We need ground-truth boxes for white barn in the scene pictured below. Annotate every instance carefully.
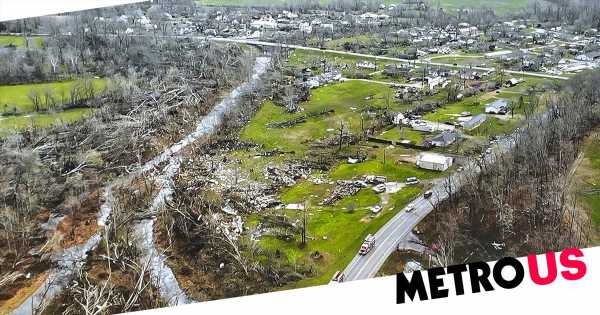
[416,152,454,171]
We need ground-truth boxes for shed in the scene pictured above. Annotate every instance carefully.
[416,152,454,171]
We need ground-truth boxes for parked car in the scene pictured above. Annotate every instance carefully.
[372,184,386,194]
[406,203,416,213]
[424,190,433,199]
[406,177,420,185]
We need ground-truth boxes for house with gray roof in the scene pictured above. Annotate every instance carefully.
[485,99,509,115]
[429,130,457,147]
[463,114,487,130]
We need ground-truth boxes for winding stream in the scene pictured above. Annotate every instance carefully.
[10,56,271,314]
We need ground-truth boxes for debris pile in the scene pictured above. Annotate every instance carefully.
[266,109,334,128]
[264,163,313,187]
[213,212,244,240]
[320,180,365,205]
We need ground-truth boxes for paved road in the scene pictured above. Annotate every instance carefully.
[341,135,516,281]
[3,32,568,81]
[210,37,570,81]
[342,181,450,280]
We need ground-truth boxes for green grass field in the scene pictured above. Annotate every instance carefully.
[0,79,107,114]
[236,75,447,287]
[581,135,600,229]
[423,94,485,123]
[378,127,426,145]
[260,184,423,287]
[240,80,410,155]
[288,49,392,77]
[0,35,43,48]
[433,0,529,14]
[0,108,93,135]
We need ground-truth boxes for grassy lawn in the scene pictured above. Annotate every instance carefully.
[580,134,600,231]
[0,35,43,48]
[322,35,380,51]
[423,95,485,123]
[434,0,529,14]
[240,80,410,155]
[378,126,427,144]
[0,79,106,114]
[466,116,520,138]
[288,49,407,78]
[259,184,423,288]
[329,157,439,182]
[235,73,448,287]
[0,108,93,135]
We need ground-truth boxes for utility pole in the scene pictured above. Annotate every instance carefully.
[301,201,309,247]
[338,121,344,151]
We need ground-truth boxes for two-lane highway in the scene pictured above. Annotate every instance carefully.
[343,183,450,280]
[341,135,516,282]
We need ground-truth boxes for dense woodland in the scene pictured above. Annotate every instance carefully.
[0,3,258,311]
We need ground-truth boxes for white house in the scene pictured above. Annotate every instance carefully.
[485,50,513,59]
[426,76,446,90]
[575,51,600,62]
[299,22,312,34]
[356,61,376,70]
[416,152,454,171]
[410,120,436,133]
[251,16,277,30]
[485,99,509,115]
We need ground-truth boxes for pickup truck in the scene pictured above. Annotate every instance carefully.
[331,271,345,283]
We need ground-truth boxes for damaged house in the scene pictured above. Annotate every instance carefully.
[427,130,458,147]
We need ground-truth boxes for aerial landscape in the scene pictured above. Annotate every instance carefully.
[0,0,600,313]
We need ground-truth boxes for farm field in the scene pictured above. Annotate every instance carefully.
[0,35,43,48]
[0,78,107,114]
[0,108,93,135]
[241,80,411,154]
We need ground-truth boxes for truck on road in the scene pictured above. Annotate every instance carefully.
[331,271,345,283]
[359,234,376,255]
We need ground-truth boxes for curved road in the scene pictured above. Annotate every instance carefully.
[341,135,516,281]
[343,181,450,280]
